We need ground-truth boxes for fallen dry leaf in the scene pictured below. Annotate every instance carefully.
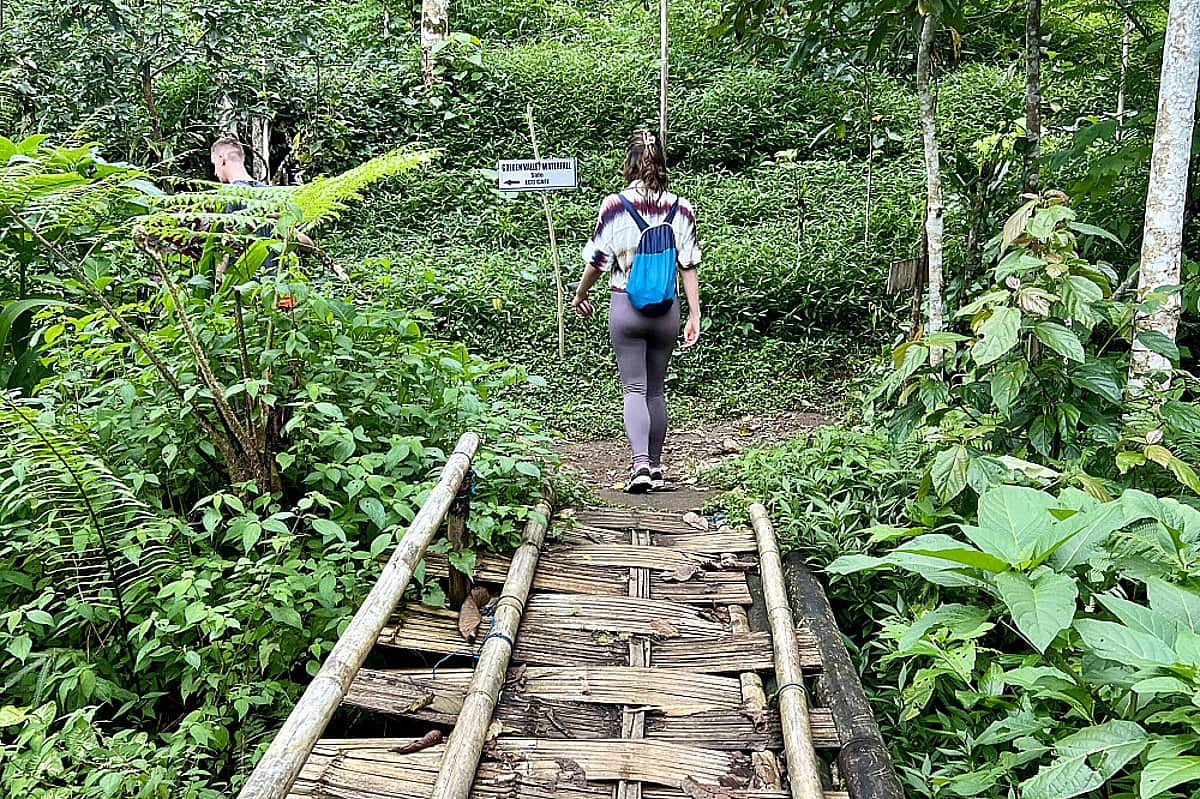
[470,586,492,608]
[715,553,757,572]
[392,729,443,753]
[660,563,703,583]
[505,663,528,691]
[698,605,731,625]
[682,511,709,531]
[458,594,483,642]
[739,708,769,734]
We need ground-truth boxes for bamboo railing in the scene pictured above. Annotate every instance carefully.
[237,432,481,799]
[750,502,825,799]
[429,489,553,799]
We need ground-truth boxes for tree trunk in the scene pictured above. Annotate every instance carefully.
[1128,0,1200,392]
[421,0,449,87]
[249,114,270,182]
[1117,14,1133,140]
[917,13,945,365]
[1023,0,1041,194]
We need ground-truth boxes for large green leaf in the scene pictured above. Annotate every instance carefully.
[1136,330,1181,363]
[0,298,71,355]
[1024,721,1146,799]
[994,569,1077,652]
[1048,497,1143,570]
[1147,578,1200,634]
[991,360,1028,416]
[971,306,1022,366]
[1097,593,1178,646]
[1027,205,1075,238]
[961,485,1059,566]
[1163,400,1200,435]
[898,534,1010,573]
[1070,358,1124,404]
[1075,618,1178,668]
[1034,322,1085,363]
[1140,757,1200,799]
[931,445,970,503]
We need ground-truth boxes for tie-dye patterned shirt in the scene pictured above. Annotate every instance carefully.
[581,181,701,290]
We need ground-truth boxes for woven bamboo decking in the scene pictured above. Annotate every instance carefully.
[282,505,898,799]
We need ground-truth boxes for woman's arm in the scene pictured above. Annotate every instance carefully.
[680,267,701,348]
[571,265,603,318]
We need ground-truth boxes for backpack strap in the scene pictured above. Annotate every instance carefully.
[664,199,680,224]
[617,194,649,232]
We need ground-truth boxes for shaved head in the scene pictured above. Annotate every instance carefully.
[211,136,252,183]
[211,136,245,162]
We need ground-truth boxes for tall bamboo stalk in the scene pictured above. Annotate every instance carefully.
[237,433,481,799]
[749,503,824,799]
[526,105,565,359]
[429,491,554,799]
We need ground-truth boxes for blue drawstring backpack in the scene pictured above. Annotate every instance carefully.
[619,195,679,316]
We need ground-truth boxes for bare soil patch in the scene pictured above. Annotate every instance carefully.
[555,410,831,511]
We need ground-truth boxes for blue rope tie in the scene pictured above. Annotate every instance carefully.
[483,631,515,649]
[431,610,498,680]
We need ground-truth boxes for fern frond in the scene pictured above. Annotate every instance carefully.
[0,402,182,610]
[0,138,152,244]
[292,147,438,229]
[135,146,438,249]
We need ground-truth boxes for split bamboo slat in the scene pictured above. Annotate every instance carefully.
[343,667,842,749]
[750,503,825,799]
[418,550,754,605]
[291,742,853,799]
[618,527,653,799]
[649,530,759,552]
[731,605,782,789]
[239,432,481,799]
[487,738,748,788]
[571,508,700,534]
[429,493,553,799]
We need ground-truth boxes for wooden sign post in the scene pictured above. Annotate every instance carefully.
[497,107,580,359]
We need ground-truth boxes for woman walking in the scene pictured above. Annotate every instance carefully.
[572,130,702,493]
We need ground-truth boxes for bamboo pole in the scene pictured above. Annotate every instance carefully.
[237,432,481,799]
[749,503,824,799]
[526,105,566,360]
[429,489,555,799]
[731,605,782,790]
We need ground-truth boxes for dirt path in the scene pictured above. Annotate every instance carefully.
[555,411,831,512]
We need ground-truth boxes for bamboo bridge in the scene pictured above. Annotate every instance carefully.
[236,433,903,799]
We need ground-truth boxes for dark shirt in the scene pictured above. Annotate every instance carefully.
[227,179,278,278]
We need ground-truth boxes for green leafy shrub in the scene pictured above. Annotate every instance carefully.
[831,482,1200,799]
[870,194,1200,503]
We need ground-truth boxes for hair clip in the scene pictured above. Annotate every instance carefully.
[641,131,657,147]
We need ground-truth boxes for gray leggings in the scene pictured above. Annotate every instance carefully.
[609,291,680,466]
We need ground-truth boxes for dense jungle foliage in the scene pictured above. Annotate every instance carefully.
[4,0,1200,796]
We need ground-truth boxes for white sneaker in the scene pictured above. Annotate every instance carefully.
[649,467,666,490]
[626,466,653,494]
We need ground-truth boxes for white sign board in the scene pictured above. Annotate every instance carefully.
[497,157,578,192]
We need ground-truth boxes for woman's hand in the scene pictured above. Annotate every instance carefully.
[682,314,701,348]
[571,291,594,319]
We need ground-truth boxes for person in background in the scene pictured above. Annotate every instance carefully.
[209,136,347,291]
[572,130,702,494]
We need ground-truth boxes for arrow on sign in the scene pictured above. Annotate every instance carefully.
[502,180,521,186]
